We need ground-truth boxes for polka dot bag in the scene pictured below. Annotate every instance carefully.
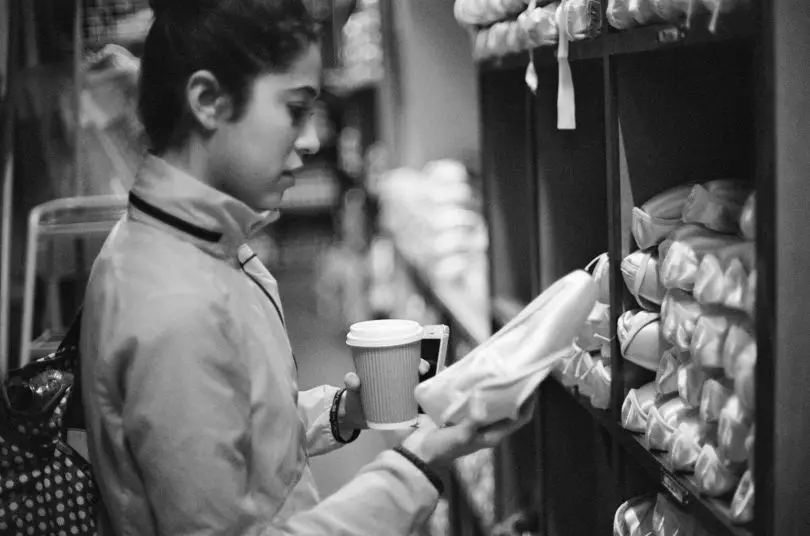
[1,312,100,535]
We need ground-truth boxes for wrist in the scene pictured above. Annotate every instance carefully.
[401,429,445,470]
[337,406,353,436]
[393,445,445,495]
[330,388,360,444]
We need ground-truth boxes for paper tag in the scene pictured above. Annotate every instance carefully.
[657,26,685,44]
[662,472,690,505]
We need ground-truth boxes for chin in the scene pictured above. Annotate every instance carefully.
[250,192,286,212]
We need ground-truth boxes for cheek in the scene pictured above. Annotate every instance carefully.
[212,101,301,194]
[239,112,298,168]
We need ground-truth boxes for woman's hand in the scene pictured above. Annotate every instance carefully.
[401,398,535,468]
[338,372,367,431]
[338,360,431,431]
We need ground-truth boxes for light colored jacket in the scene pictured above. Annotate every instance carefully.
[80,156,439,536]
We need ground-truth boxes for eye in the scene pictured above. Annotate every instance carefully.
[287,104,313,127]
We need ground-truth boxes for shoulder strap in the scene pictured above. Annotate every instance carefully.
[62,308,86,430]
[60,307,82,351]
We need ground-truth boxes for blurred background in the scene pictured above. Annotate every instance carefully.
[0,2,485,535]
[1,1,802,536]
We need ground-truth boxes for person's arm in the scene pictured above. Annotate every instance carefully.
[122,295,439,536]
[297,386,359,457]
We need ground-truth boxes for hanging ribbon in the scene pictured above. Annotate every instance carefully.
[556,0,576,130]
[524,0,539,94]
[708,0,725,34]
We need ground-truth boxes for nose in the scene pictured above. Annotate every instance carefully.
[295,115,320,156]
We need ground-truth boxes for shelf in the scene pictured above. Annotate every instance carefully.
[479,36,604,72]
[468,1,810,532]
[479,51,529,73]
[478,16,754,72]
[388,239,490,347]
[532,34,606,65]
[551,371,617,430]
[499,284,745,533]
[488,247,748,534]
[550,374,752,536]
[488,290,749,535]
[603,20,756,57]
[615,433,752,536]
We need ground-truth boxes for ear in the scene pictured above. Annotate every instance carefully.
[185,70,233,132]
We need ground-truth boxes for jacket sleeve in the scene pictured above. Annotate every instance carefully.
[121,294,439,536]
[297,385,349,457]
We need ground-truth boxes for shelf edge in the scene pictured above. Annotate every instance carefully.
[549,375,752,536]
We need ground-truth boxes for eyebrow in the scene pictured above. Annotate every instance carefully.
[287,86,319,99]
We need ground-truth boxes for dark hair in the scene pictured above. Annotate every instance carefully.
[139,0,319,153]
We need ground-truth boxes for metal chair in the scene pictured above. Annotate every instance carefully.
[19,194,127,367]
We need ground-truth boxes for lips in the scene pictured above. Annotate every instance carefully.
[279,171,296,189]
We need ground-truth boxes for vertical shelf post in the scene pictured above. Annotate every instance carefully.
[752,1,774,534]
[603,49,628,505]
[764,0,810,533]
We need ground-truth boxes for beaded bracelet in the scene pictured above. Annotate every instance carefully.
[392,445,445,495]
[330,388,361,444]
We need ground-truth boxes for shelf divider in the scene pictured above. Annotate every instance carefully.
[476,14,755,73]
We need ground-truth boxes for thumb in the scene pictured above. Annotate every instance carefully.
[343,372,361,391]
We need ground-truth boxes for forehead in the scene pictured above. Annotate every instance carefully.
[257,43,322,95]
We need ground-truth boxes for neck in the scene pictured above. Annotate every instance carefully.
[159,138,215,190]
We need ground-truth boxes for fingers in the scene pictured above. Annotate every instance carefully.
[407,397,538,464]
[452,400,489,442]
[473,423,510,446]
[479,415,532,445]
[473,400,536,446]
[418,359,430,376]
[343,372,361,390]
[515,398,537,425]
[445,416,482,450]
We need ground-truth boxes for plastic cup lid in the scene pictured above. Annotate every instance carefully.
[346,319,423,348]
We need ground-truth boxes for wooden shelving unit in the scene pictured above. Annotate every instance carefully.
[343,1,809,534]
[474,1,810,535]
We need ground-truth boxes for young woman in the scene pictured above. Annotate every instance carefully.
[80,1,530,535]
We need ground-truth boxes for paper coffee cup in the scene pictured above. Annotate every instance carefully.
[346,320,423,429]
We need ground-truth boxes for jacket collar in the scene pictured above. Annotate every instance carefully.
[129,155,279,259]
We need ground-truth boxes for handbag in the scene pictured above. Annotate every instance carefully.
[0,310,100,536]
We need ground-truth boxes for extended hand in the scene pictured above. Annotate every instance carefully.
[402,397,536,468]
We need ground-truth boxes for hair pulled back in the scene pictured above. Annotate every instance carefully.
[140,0,319,153]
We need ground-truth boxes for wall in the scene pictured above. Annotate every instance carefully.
[383,0,481,171]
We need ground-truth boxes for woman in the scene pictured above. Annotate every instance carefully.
[80,1,530,535]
